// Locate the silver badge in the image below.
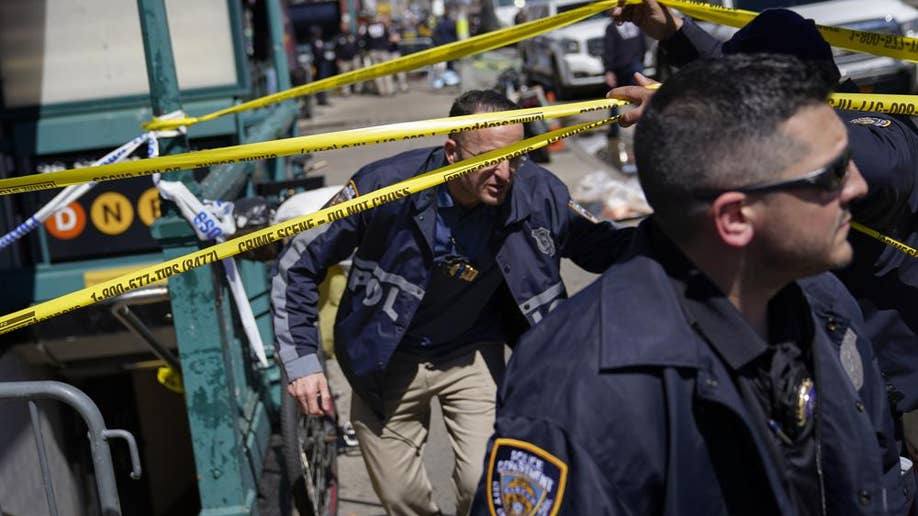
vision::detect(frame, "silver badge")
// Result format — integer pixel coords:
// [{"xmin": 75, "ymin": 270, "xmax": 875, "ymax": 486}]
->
[
  {"xmin": 840, "ymin": 328, "xmax": 864, "ymax": 391},
  {"xmin": 531, "ymin": 227, "xmax": 555, "ymax": 256}
]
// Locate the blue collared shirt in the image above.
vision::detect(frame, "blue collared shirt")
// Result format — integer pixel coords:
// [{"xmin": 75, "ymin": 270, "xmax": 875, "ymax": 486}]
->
[{"xmin": 401, "ymin": 184, "xmax": 507, "ymax": 353}]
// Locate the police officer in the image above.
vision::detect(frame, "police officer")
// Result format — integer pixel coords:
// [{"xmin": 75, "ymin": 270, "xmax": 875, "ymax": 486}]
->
[
  {"xmin": 363, "ymin": 14, "xmax": 395, "ymax": 95},
  {"xmin": 272, "ymin": 90, "xmax": 627, "ymax": 515},
  {"xmin": 333, "ymin": 19, "xmax": 361, "ymax": 96},
  {"xmin": 308, "ymin": 25, "xmax": 335, "ymax": 106},
  {"xmin": 388, "ymin": 17, "xmax": 409, "ymax": 93},
  {"xmin": 472, "ymin": 54, "xmax": 908, "ymax": 516},
  {"xmin": 611, "ymin": 2, "xmax": 918, "ymax": 469},
  {"xmin": 602, "ymin": 9, "xmax": 646, "ymax": 171}
]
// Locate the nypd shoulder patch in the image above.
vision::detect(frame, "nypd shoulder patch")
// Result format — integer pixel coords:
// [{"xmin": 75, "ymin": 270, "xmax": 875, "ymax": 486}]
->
[
  {"xmin": 568, "ymin": 199, "xmax": 601, "ymax": 224},
  {"xmin": 849, "ymin": 116, "xmax": 892, "ymax": 128},
  {"xmin": 486, "ymin": 438, "xmax": 568, "ymax": 516},
  {"xmin": 324, "ymin": 179, "xmax": 359, "ymax": 208}
]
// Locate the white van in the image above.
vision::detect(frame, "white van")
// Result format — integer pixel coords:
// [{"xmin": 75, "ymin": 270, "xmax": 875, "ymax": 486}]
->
[
  {"xmin": 687, "ymin": 0, "xmax": 918, "ymax": 93},
  {"xmin": 517, "ymin": 0, "xmax": 651, "ymax": 99},
  {"xmin": 516, "ymin": 0, "xmax": 918, "ymax": 97}
]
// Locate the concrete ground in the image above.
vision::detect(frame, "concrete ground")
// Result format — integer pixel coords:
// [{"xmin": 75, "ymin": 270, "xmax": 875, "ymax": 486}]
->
[{"xmin": 291, "ymin": 53, "xmax": 630, "ymax": 516}]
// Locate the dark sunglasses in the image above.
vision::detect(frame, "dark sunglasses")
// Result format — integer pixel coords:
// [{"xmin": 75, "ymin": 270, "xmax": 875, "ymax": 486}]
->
[{"xmin": 695, "ymin": 147, "xmax": 852, "ymax": 199}]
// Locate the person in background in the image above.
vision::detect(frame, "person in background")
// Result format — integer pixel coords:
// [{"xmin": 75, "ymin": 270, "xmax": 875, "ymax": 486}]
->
[
  {"xmin": 472, "ymin": 53, "xmax": 909, "ymax": 516},
  {"xmin": 363, "ymin": 13, "xmax": 396, "ymax": 96},
  {"xmin": 333, "ymin": 18, "xmax": 361, "ymax": 96},
  {"xmin": 273, "ymin": 89, "xmax": 626, "ymax": 515},
  {"xmin": 417, "ymin": 12, "xmax": 433, "ymax": 38},
  {"xmin": 602, "ymin": 9, "xmax": 646, "ymax": 172},
  {"xmin": 388, "ymin": 17, "xmax": 410, "ymax": 94},
  {"xmin": 609, "ymin": 4, "xmax": 918, "ymax": 498},
  {"xmin": 432, "ymin": 10, "xmax": 461, "ymax": 89},
  {"xmin": 308, "ymin": 25, "xmax": 335, "ymax": 106}
]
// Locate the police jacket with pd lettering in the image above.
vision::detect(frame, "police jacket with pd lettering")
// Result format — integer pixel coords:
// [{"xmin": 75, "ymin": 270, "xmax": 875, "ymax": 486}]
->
[
  {"xmin": 471, "ymin": 220, "xmax": 913, "ymax": 516},
  {"xmin": 272, "ymin": 147, "xmax": 626, "ymax": 414}
]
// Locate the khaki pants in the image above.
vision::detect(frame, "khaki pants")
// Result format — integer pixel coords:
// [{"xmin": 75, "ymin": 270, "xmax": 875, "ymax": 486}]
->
[
  {"xmin": 351, "ymin": 342, "xmax": 506, "ymax": 516},
  {"xmin": 368, "ymin": 50, "xmax": 396, "ymax": 96},
  {"xmin": 390, "ymin": 51, "xmax": 408, "ymax": 92},
  {"xmin": 336, "ymin": 57, "xmax": 361, "ymax": 95}
]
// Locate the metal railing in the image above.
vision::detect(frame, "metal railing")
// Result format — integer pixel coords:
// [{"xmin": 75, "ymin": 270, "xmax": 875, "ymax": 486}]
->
[{"xmin": 0, "ymin": 381, "xmax": 142, "ymax": 516}]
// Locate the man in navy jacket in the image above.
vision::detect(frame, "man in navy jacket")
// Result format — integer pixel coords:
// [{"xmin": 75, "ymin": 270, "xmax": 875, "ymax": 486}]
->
[
  {"xmin": 602, "ymin": 10, "xmax": 646, "ymax": 171},
  {"xmin": 473, "ymin": 55, "xmax": 910, "ymax": 515},
  {"xmin": 611, "ymin": 1, "xmax": 918, "ymax": 422},
  {"xmin": 273, "ymin": 90, "xmax": 626, "ymax": 514}
]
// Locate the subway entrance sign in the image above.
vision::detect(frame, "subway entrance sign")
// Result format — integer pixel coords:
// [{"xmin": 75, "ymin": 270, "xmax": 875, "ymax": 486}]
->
[{"xmin": 33, "ymin": 176, "xmax": 162, "ymax": 261}]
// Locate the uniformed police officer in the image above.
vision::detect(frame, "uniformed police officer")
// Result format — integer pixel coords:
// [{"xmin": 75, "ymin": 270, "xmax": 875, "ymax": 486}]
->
[
  {"xmin": 610, "ymin": 2, "xmax": 918, "ymax": 480},
  {"xmin": 273, "ymin": 90, "xmax": 626, "ymax": 515},
  {"xmin": 363, "ymin": 14, "xmax": 396, "ymax": 95},
  {"xmin": 602, "ymin": 9, "xmax": 646, "ymax": 171},
  {"xmin": 471, "ymin": 54, "xmax": 909, "ymax": 516},
  {"xmin": 333, "ymin": 19, "xmax": 361, "ymax": 96}
]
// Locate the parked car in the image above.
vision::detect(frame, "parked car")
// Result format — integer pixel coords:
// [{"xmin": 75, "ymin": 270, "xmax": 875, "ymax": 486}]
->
[{"xmin": 667, "ymin": 0, "xmax": 918, "ymax": 93}]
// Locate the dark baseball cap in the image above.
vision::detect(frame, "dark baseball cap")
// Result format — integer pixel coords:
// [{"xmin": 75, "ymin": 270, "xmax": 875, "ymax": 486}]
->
[{"xmin": 722, "ymin": 9, "xmax": 839, "ymax": 77}]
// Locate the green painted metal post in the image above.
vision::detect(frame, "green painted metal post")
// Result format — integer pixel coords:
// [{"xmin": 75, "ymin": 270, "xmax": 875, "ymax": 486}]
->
[
  {"xmin": 137, "ymin": 0, "xmax": 259, "ymax": 513},
  {"xmin": 136, "ymin": 0, "xmax": 187, "ymax": 160},
  {"xmin": 266, "ymin": 0, "xmax": 292, "ymax": 93},
  {"xmin": 266, "ymin": 0, "xmax": 292, "ymax": 182}
]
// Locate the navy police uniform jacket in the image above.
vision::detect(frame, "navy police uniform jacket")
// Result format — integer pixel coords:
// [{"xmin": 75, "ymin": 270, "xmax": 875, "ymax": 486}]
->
[
  {"xmin": 471, "ymin": 221, "xmax": 912, "ymax": 516},
  {"xmin": 272, "ymin": 147, "xmax": 626, "ymax": 414},
  {"xmin": 660, "ymin": 17, "xmax": 918, "ymax": 414},
  {"xmin": 603, "ymin": 21, "xmax": 646, "ymax": 72},
  {"xmin": 833, "ymin": 106, "xmax": 918, "ymax": 415}
]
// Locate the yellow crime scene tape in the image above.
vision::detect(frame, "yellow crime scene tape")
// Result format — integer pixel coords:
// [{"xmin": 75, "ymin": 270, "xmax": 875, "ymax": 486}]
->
[
  {"xmin": 645, "ymin": 1, "xmax": 918, "ymax": 114},
  {"xmin": 650, "ymin": 0, "xmax": 918, "ymax": 63},
  {"xmin": 0, "ymin": 116, "xmax": 618, "ymax": 336},
  {"xmin": 828, "ymin": 93, "xmax": 918, "ymax": 116},
  {"xmin": 851, "ymin": 221, "xmax": 918, "ymax": 259},
  {"xmin": 0, "ymin": 99, "xmax": 625, "ymax": 195},
  {"xmin": 2, "ymin": 92, "xmax": 904, "ymax": 197},
  {"xmin": 137, "ymin": 0, "xmax": 915, "ymax": 133},
  {"xmin": 143, "ymin": 0, "xmax": 618, "ymax": 132}
]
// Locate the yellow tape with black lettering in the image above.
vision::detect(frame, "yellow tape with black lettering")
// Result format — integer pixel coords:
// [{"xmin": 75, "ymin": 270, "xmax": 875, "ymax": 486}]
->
[
  {"xmin": 143, "ymin": 1, "xmax": 617, "ymax": 132},
  {"xmin": 0, "ymin": 116, "xmax": 618, "ymax": 336},
  {"xmin": 139, "ymin": 0, "xmax": 917, "ymax": 132},
  {"xmin": 851, "ymin": 221, "xmax": 918, "ymax": 259},
  {"xmin": 828, "ymin": 93, "xmax": 918, "ymax": 116},
  {"xmin": 3, "ymin": 91, "xmax": 904, "ymax": 197},
  {"xmin": 0, "ymin": 99, "xmax": 625, "ymax": 196},
  {"xmin": 652, "ymin": 0, "xmax": 918, "ymax": 63}
]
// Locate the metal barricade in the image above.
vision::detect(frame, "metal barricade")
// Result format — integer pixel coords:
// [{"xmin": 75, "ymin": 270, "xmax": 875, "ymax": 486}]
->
[{"xmin": 0, "ymin": 381, "xmax": 142, "ymax": 516}]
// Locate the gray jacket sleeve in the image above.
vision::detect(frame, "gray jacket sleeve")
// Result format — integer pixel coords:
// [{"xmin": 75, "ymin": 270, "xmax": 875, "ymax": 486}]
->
[{"xmin": 271, "ymin": 183, "xmax": 366, "ymax": 382}]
